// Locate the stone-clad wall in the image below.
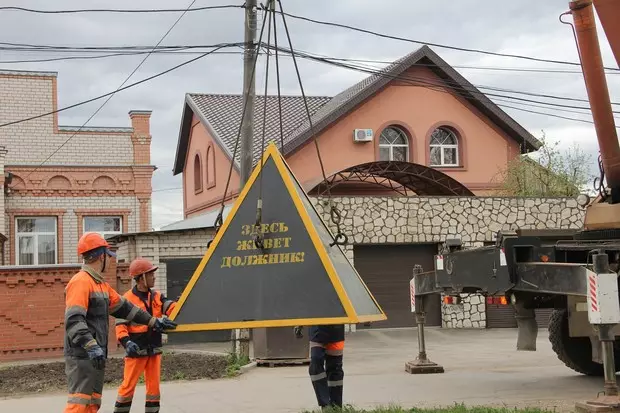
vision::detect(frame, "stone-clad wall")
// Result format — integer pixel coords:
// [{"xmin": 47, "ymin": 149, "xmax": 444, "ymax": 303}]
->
[{"xmin": 309, "ymin": 196, "xmax": 585, "ymax": 329}]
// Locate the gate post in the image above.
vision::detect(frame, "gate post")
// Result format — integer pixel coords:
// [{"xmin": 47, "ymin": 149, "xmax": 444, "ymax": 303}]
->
[{"xmin": 405, "ymin": 265, "xmax": 444, "ymax": 374}]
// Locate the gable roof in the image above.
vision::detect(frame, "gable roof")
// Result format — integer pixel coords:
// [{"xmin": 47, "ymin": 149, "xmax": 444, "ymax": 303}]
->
[{"xmin": 173, "ymin": 45, "xmax": 541, "ymax": 175}]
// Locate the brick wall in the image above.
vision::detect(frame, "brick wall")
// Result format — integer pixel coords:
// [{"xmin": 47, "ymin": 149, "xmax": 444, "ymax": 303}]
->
[
  {"xmin": 0, "ymin": 257, "xmax": 133, "ymax": 362},
  {"xmin": 4, "ymin": 196, "xmax": 140, "ymax": 264},
  {"xmin": 0, "ymin": 72, "xmax": 134, "ymax": 166}
]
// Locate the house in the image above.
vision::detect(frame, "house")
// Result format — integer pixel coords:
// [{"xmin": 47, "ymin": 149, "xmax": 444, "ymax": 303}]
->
[
  {"xmin": 172, "ymin": 45, "xmax": 542, "ymax": 218},
  {"xmin": 111, "ymin": 46, "xmax": 584, "ymax": 335},
  {"xmin": 0, "ymin": 69, "xmax": 154, "ymax": 265}
]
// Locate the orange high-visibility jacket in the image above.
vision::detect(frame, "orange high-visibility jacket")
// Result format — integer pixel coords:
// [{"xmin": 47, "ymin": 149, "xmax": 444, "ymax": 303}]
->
[
  {"xmin": 115, "ymin": 286, "xmax": 176, "ymax": 356},
  {"xmin": 64, "ymin": 269, "xmax": 155, "ymax": 359}
]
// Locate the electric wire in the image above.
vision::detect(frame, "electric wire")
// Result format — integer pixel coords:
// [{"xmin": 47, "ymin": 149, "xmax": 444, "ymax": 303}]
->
[
  {"xmin": 0, "ymin": 4, "xmax": 244, "ymax": 14},
  {"xmin": 6, "ymin": 2, "xmax": 617, "ymax": 71},
  {"xmin": 272, "ymin": 8, "xmax": 620, "ymax": 72},
  {"xmin": 8, "ymin": 0, "xmax": 203, "ymax": 190},
  {"xmin": 274, "ymin": 45, "xmax": 613, "ymax": 127},
  {"xmin": 0, "ymin": 42, "xmax": 243, "ymax": 129}
]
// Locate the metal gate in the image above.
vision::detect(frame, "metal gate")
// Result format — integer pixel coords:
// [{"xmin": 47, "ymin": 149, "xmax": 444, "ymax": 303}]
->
[
  {"xmin": 353, "ymin": 244, "xmax": 442, "ymax": 329},
  {"xmin": 163, "ymin": 257, "xmax": 231, "ymax": 344}
]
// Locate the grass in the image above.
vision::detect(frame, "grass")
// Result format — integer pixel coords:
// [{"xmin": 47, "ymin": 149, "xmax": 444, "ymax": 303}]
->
[
  {"xmin": 301, "ymin": 404, "xmax": 555, "ymax": 413},
  {"xmin": 225, "ymin": 352, "xmax": 251, "ymax": 377}
]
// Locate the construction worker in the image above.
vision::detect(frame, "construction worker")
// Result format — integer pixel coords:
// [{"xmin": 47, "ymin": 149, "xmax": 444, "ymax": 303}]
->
[
  {"xmin": 295, "ymin": 324, "xmax": 345, "ymax": 410},
  {"xmin": 64, "ymin": 232, "xmax": 177, "ymax": 413},
  {"xmin": 113, "ymin": 257, "xmax": 177, "ymax": 413}
]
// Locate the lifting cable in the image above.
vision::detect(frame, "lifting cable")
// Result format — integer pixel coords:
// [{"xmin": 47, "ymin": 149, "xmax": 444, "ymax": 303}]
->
[
  {"xmin": 210, "ymin": 0, "xmax": 348, "ymax": 249},
  {"xmin": 275, "ymin": 0, "xmax": 347, "ymax": 247},
  {"xmin": 254, "ymin": 1, "xmax": 274, "ymax": 250},
  {"xmin": 207, "ymin": 3, "xmax": 269, "ymax": 248}
]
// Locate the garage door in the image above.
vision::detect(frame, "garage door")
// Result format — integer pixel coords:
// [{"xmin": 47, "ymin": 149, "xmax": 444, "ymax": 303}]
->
[
  {"xmin": 353, "ymin": 244, "xmax": 441, "ymax": 329},
  {"xmin": 164, "ymin": 258, "xmax": 231, "ymax": 344},
  {"xmin": 486, "ymin": 304, "xmax": 554, "ymax": 329}
]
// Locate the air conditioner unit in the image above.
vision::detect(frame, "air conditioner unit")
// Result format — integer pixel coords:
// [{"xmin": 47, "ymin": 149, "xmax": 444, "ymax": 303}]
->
[{"xmin": 353, "ymin": 128, "xmax": 373, "ymax": 142}]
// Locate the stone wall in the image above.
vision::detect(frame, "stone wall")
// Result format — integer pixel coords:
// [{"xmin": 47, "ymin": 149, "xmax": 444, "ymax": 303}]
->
[{"xmin": 310, "ymin": 196, "xmax": 585, "ymax": 329}]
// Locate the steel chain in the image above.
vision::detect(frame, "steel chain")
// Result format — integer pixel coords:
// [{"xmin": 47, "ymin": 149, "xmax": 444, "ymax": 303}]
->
[{"xmin": 328, "ymin": 204, "xmax": 348, "ymax": 247}]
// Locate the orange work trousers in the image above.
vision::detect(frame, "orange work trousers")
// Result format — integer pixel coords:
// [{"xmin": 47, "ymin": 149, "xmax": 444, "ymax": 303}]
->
[{"xmin": 113, "ymin": 354, "xmax": 161, "ymax": 413}]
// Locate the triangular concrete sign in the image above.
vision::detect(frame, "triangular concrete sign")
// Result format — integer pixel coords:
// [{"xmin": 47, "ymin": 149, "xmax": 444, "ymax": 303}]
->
[{"xmin": 168, "ymin": 142, "xmax": 386, "ymax": 331}]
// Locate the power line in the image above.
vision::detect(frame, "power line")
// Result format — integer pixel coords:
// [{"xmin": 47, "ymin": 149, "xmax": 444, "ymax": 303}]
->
[
  {"xmin": 280, "ymin": 46, "xmax": 607, "ymax": 128},
  {"xmin": 0, "ymin": 42, "xmax": 243, "ymax": 129},
  {"xmin": 5, "ymin": 39, "xmax": 611, "ymax": 109},
  {"xmin": 274, "ymin": 9, "xmax": 620, "ymax": 72},
  {"xmin": 4, "ymin": 47, "xmax": 620, "ymax": 78},
  {"xmin": 8, "ymin": 0, "xmax": 203, "ymax": 189},
  {"xmin": 264, "ymin": 44, "xmax": 620, "ymax": 116},
  {"xmin": 0, "ymin": 4, "xmax": 244, "ymax": 14}
]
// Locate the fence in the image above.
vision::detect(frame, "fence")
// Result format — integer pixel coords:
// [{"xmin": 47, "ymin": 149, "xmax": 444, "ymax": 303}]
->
[{"xmin": 0, "ymin": 257, "xmax": 132, "ymax": 362}]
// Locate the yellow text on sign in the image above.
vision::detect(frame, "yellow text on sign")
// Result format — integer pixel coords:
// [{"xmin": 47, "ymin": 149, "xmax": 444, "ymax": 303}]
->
[{"xmin": 221, "ymin": 252, "xmax": 306, "ymax": 268}]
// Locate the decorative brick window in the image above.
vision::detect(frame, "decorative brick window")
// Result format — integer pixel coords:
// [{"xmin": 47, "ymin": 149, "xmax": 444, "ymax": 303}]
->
[
  {"xmin": 14, "ymin": 216, "xmax": 59, "ymax": 265},
  {"xmin": 75, "ymin": 209, "xmax": 130, "ymax": 241},
  {"xmin": 83, "ymin": 216, "xmax": 123, "ymax": 239}
]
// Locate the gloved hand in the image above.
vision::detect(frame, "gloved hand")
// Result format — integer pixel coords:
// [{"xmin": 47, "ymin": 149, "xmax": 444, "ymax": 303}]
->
[
  {"xmin": 293, "ymin": 326, "xmax": 303, "ymax": 339},
  {"xmin": 152, "ymin": 316, "xmax": 178, "ymax": 333},
  {"xmin": 125, "ymin": 340, "xmax": 140, "ymax": 357},
  {"xmin": 85, "ymin": 341, "xmax": 105, "ymax": 370}
]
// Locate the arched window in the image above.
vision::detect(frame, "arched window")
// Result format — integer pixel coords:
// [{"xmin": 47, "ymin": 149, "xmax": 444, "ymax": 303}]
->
[
  {"xmin": 194, "ymin": 153, "xmax": 203, "ymax": 193},
  {"xmin": 379, "ymin": 126, "xmax": 409, "ymax": 161},
  {"xmin": 429, "ymin": 127, "xmax": 459, "ymax": 167},
  {"xmin": 206, "ymin": 145, "xmax": 216, "ymax": 188}
]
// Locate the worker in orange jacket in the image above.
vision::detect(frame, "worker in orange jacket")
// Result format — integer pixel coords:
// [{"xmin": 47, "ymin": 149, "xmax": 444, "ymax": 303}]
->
[
  {"xmin": 113, "ymin": 258, "xmax": 177, "ymax": 413},
  {"xmin": 64, "ymin": 233, "xmax": 177, "ymax": 413}
]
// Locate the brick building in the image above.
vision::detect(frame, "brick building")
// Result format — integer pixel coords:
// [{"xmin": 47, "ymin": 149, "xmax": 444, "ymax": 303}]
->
[{"xmin": 0, "ymin": 69, "xmax": 154, "ymax": 265}]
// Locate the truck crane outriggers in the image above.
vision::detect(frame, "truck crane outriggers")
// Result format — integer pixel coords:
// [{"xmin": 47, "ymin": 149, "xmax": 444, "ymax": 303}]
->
[{"xmin": 413, "ymin": 1, "xmax": 620, "ymax": 411}]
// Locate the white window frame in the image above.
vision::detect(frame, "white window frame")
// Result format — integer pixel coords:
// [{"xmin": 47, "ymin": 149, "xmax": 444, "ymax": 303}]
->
[
  {"xmin": 378, "ymin": 127, "xmax": 409, "ymax": 162},
  {"xmin": 15, "ymin": 216, "xmax": 58, "ymax": 266},
  {"xmin": 83, "ymin": 216, "xmax": 123, "ymax": 240},
  {"xmin": 429, "ymin": 128, "xmax": 459, "ymax": 167}
]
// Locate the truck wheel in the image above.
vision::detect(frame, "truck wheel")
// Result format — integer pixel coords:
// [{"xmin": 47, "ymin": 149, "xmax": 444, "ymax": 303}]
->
[{"xmin": 548, "ymin": 309, "xmax": 604, "ymax": 376}]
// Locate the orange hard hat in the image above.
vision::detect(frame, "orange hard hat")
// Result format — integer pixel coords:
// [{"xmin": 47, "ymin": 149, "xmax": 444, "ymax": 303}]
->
[
  {"xmin": 77, "ymin": 232, "xmax": 116, "ymax": 258},
  {"xmin": 129, "ymin": 257, "xmax": 158, "ymax": 278}
]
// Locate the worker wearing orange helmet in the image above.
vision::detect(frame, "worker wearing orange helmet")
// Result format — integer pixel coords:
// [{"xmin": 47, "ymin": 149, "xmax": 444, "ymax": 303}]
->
[
  {"xmin": 63, "ymin": 233, "xmax": 177, "ymax": 413},
  {"xmin": 113, "ymin": 257, "xmax": 177, "ymax": 413}
]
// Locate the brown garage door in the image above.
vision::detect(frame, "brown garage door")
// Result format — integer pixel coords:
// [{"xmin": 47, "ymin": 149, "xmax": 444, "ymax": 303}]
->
[
  {"xmin": 353, "ymin": 244, "xmax": 441, "ymax": 329},
  {"xmin": 486, "ymin": 304, "xmax": 554, "ymax": 329}
]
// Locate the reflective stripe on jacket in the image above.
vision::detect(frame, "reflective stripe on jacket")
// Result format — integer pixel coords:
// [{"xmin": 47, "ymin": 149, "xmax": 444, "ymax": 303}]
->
[
  {"xmin": 308, "ymin": 324, "xmax": 345, "ymax": 344},
  {"xmin": 64, "ymin": 267, "xmax": 155, "ymax": 359},
  {"xmin": 115, "ymin": 286, "xmax": 176, "ymax": 357}
]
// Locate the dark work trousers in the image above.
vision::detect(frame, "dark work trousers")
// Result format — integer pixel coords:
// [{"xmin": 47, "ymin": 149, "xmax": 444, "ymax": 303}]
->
[{"xmin": 309, "ymin": 340, "xmax": 344, "ymax": 408}]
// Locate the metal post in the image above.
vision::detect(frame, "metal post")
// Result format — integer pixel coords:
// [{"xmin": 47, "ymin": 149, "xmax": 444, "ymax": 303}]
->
[
  {"xmin": 233, "ymin": 0, "xmax": 257, "ymax": 360},
  {"xmin": 576, "ymin": 252, "xmax": 620, "ymax": 413},
  {"xmin": 405, "ymin": 265, "xmax": 444, "ymax": 374}
]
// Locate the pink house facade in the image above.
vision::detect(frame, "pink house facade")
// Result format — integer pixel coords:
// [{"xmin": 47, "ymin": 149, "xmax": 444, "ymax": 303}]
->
[{"xmin": 173, "ymin": 45, "xmax": 540, "ymax": 219}]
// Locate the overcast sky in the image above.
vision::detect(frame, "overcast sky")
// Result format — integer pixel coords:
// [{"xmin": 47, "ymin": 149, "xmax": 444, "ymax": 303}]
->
[{"xmin": 1, "ymin": 0, "xmax": 618, "ymax": 229}]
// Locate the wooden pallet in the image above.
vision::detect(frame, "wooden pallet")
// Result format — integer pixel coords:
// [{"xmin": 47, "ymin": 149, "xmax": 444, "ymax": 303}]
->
[{"xmin": 256, "ymin": 358, "xmax": 310, "ymax": 368}]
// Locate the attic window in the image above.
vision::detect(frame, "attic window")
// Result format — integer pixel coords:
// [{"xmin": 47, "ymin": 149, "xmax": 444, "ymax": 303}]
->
[
  {"xmin": 194, "ymin": 153, "xmax": 203, "ymax": 193},
  {"xmin": 429, "ymin": 127, "xmax": 459, "ymax": 167},
  {"xmin": 379, "ymin": 126, "xmax": 409, "ymax": 162}
]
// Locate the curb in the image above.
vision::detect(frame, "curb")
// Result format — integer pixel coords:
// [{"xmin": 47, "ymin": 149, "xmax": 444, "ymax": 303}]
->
[{"xmin": 239, "ymin": 361, "xmax": 257, "ymax": 374}]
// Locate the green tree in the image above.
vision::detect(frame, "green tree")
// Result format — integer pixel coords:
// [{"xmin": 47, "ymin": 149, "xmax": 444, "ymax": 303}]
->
[{"xmin": 493, "ymin": 131, "xmax": 593, "ymax": 197}]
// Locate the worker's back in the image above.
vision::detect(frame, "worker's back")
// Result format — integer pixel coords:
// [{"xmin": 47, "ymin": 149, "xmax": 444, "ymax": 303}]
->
[{"xmin": 308, "ymin": 324, "xmax": 345, "ymax": 344}]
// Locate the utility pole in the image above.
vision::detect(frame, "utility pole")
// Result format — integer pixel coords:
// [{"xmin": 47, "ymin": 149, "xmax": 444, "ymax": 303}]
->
[{"xmin": 235, "ymin": 0, "xmax": 257, "ymax": 361}]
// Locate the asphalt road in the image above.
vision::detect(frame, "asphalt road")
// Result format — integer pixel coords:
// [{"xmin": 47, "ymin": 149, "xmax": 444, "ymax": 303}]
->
[{"xmin": 0, "ymin": 328, "xmax": 609, "ymax": 412}]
